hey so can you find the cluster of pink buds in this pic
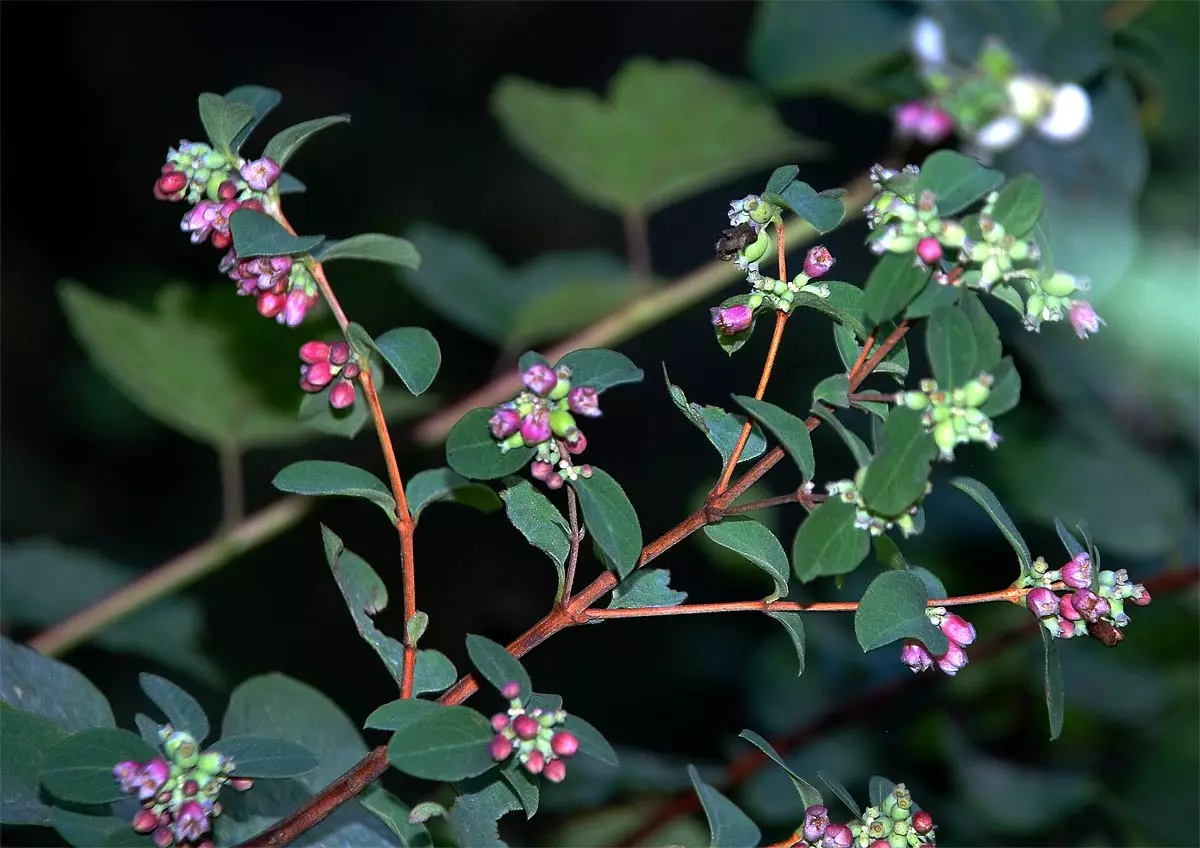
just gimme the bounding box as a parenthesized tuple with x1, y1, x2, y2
(1024, 552, 1151, 646)
(711, 244, 836, 336)
(792, 784, 935, 848)
(488, 682, 579, 782)
(112, 724, 250, 848)
(893, 99, 955, 146)
(900, 609, 977, 676)
(220, 251, 321, 327)
(490, 363, 598, 489)
(298, 340, 360, 409)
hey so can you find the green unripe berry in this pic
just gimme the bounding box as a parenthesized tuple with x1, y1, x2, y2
(548, 378, 571, 401)
(980, 256, 1002, 287)
(500, 433, 525, 452)
(932, 405, 951, 423)
(748, 199, 776, 224)
(1098, 569, 1116, 587)
(748, 293, 764, 310)
(904, 392, 929, 411)
(939, 221, 967, 248)
(1009, 239, 1032, 262)
(952, 415, 969, 434)
(740, 229, 771, 264)
(934, 421, 957, 454)
(1026, 293, 1045, 319)
(549, 410, 576, 438)
(888, 233, 918, 253)
(517, 401, 534, 417)
(969, 242, 991, 263)
(773, 280, 788, 296)
(962, 380, 990, 407)
(951, 388, 967, 407)
(193, 167, 212, 184)
(165, 732, 199, 769)
(195, 753, 224, 777)
(1041, 271, 1079, 298)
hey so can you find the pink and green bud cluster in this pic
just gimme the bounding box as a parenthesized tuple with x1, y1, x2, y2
(298, 340, 359, 409)
(715, 244, 836, 327)
(899, 375, 1000, 461)
(1023, 271, 1104, 338)
(901, 609, 976, 677)
(491, 363, 600, 489)
(794, 785, 935, 848)
(112, 723, 248, 848)
(488, 684, 579, 783)
(221, 250, 321, 327)
(828, 477, 923, 539)
(1024, 553, 1150, 643)
(865, 165, 971, 270)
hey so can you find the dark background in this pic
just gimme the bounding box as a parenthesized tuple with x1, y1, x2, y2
(2, 2, 1197, 846)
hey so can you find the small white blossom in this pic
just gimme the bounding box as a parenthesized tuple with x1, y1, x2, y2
(1037, 83, 1092, 142)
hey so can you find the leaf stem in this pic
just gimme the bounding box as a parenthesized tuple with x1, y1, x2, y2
(560, 482, 583, 605)
(28, 497, 311, 658)
(623, 208, 652, 282)
(218, 442, 245, 531)
(724, 489, 826, 516)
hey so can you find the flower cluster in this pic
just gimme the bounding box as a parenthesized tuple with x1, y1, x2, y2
(901, 609, 977, 677)
(793, 785, 935, 847)
(826, 477, 923, 538)
(904, 17, 1092, 156)
(112, 725, 250, 848)
(865, 165, 1104, 339)
(488, 682, 579, 782)
(490, 363, 599, 489)
(1023, 552, 1151, 645)
(298, 340, 360, 409)
(155, 142, 320, 327)
(898, 375, 1000, 460)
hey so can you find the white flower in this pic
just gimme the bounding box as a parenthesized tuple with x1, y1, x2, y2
(1037, 83, 1092, 142)
(911, 16, 947, 68)
(1006, 75, 1051, 122)
(973, 115, 1024, 152)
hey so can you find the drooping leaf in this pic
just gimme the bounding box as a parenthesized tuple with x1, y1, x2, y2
(0, 637, 114, 733)
(771, 180, 846, 232)
(687, 764, 761, 848)
(767, 611, 806, 676)
(863, 253, 932, 325)
(274, 461, 396, 519)
(738, 730, 822, 809)
(854, 571, 948, 654)
(406, 468, 501, 522)
(950, 477, 1033, 573)
(664, 366, 766, 468)
(501, 480, 570, 594)
(1041, 630, 1066, 741)
(386, 706, 496, 782)
(959, 291, 1002, 372)
(915, 150, 1004, 216)
(197, 92, 254, 157)
(608, 569, 687, 609)
(810, 404, 871, 468)
(360, 786, 433, 847)
(0, 705, 69, 825)
(225, 85, 282, 152)
(563, 714, 618, 767)
(373, 328, 441, 396)
(988, 174, 1044, 238)
(555, 348, 644, 392)
(818, 772, 862, 819)
(570, 469, 643, 579)
(491, 57, 816, 214)
(312, 234, 421, 270)
(703, 518, 790, 600)
(980, 356, 1021, 417)
(447, 773, 521, 848)
(926, 306, 978, 389)
(208, 735, 319, 778)
(791, 500, 870, 583)
(812, 374, 850, 408)
(859, 407, 937, 519)
(262, 114, 351, 168)
(447, 408, 536, 481)
(39, 729, 156, 804)
(734, 396, 815, 480)
(465, 634, 531, 700)
(138, 673, 209, 744)
(229, 208, 324, 258)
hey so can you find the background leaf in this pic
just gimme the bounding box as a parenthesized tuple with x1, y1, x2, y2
(501, 480, 570, 594)
(988, 174, 1044, 238)
(555, 348, 644, 392)
(739, 730, 822, 809)
(767, 612, 806, 676)
(915, 150, 1004, 216)
(360, 786, 432, 847)
(926, 306, 979, 389)
(0, 638, 114, 733)
(863, 253, 932, 325)
(225, 84, 281, 152)
(197, 92, 253, 156)
(687, 764, 761, 848)
(950, 477, 1033, 573)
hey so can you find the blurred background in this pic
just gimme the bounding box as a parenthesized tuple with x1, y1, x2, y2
(2, 1, 1197, 846)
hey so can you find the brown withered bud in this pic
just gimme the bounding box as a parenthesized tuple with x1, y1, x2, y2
(1088, 620, 1125, 647)
(715, 223, 758, 262)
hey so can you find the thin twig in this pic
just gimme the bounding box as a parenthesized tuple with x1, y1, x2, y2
(218, 442, 245, 531)
(623, 208, 653, 282)
(561, 483, 583, 605)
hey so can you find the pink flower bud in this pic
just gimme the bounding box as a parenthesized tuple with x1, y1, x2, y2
(1068, 300, 1105, 339)
(545, 474, 564, 490)
(822, 822, 853, 848)
(544, 758, 567, 783)
(1058, 592, 1081, 620)
(550, 731, 579, 758)
(154, 171, 188, 201)
(940, 613, 976, 647)
(900, 639, 933, 672)
(490, 735, 513, 761)
(530, 460, 554, 480)
(916, 236, 943, 265)
(802, 804, 828, 842)
(522, 363, 557, 396)
(512, 715, 539, 740)
(342, 362, 361, 380)
(303, 360, 334, 389)
(1130, 586, 1151, 606)
(523, 750, 545, 775)
(710, 304, 753, 335)
(912, 811, 933, 835)
(1026, 587, 1060, 619)
(567, 386, 601, 418)
(917, 107, 954, 144)
(490, 406, 523, 439)
(564, 430, 587, 455)
(1071, 588, 1106, 622)
(218, 180, 239, 201)
(520, 408, 551, 445)
(256, 291, 286, 319)
(240, 157, 282, 191)
(137, 758, 170, 800)
(153, 827, 174, 848)
(936, 642, 969, 676)
(490, 713, 510, 733)
(230, 777, 254, 792)
(283, 289, 309, 327)
(501, 681, 521, 699)
(133, 810, 159, 833)
(803, 245, 835, 279)
(329, 380, 356, 409)
(895, 100, 926, 135)
(1056, 618, 1076, 638)
(182, 779, 199, 797)
(299, 341, 331, 364)
(1061, 552, 1092, 589)
(240, 197, 265, 214)
(174, 800, 210, 842)
(211, 230, 232, 250)
(328, 342, 351, 365)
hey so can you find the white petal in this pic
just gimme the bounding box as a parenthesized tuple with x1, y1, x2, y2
(1006, 75, 1049, 123)
(973, 116, 1024, 152)
(911, 17, 947, 68)
(1038, 83, 1092, 141)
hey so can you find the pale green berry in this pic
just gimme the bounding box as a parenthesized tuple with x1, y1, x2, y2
(932, 405, 952, 423)
(904, 392, 929, 411)
(1041, 271, 1079, 297)
(740, 229, 771, 264)
(953, 415, 969, 434)
(1026, 293, 1046, 319)
(549, 410, 576, 438)
(962, 380, 990, 407)
(748, 199, 776, 224)
(939, 221, 967, 248)
(1009, 239, 1032, 262)
(748, 293, 764, 310)
(964, 407, 987, 426)
(500, 433, 525, 452)
(980, 256, 1002, 287)
(548, 378, 571, 401)
(773, 280, 788, 296)
(935, 421, 957, 454)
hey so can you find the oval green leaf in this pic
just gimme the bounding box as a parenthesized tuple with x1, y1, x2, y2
(386, 706, 495, 782)
(915, 150, 1004, 215)
(1, 706, 69, 825)
(208, 735, 319, 778)
(312, 234, 420, 270)
(229, 208, 324, 258)
(863, 253, 932, 325)
(502, 480, 570, 596)
(704, 518, 790, 599)
(959, 291, 1002, 372)
(0, 637, 114, 733)
(859, 407, 937, 519)
(273, 460, 395, 518)
(608, 569, 687, 610)
(563, 714, 618, 767)
(225, 85, 281, 152)
(739, 729, 822, 808)
(687, 764, 760, 848)
(734, 395, 816, 480)
(810, 404, 871, 468)
(556, 348, 644, 392)
(812, 374, 850, 408)
(446, 408, 535, 481)
(197, 93, 254, 157)
(926, 306, 978, 389)
(792, 500, 870, 583)
(139, 673, 209, 744)
(988, 173, 1044, 238)
(374, 327, 441, 396)
(1041, 629, 1065, 741)
(262, 114, 351, 168)
(413, 649, 458, 697)
(570, 469, 643, 579)
(775, 180, 846, 232)
(853, 571, 948, 654)
(407, 468, 500, 522)
(365, 698, 442, 732)
(465, 634, 531, 700)
(980, 356, 1021, 417)
(39, 729, 156, 804)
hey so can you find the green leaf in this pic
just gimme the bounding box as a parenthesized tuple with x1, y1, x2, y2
(386, 706, 496, 781)
(1054, 519, 1086, 559)
(738, 730, 822, 809)
(980, 356, 1021, 417)
(791, 280, 869, 339)
(262, 114, 351, 168)
(911, 566, 947, 600)
(197, 92, 254, 157)
(407, 468, 500, 522)
(501, 480, 570, 594)
(274, 460, 396, 519)
(563, 714, 618, 767)
(767, 611, 806, 676)
(687, 764, 761, 848)
(773, 180, 846, 232)
(812, 374, 850, 408)
(791, 500, 870, 583)
(229, 208, 324, 258)
(854, 571, 948, 654)
(39, 729, 156, 804)
(1, 706, 68, 825)
(764, 165, 799, 195)
(989, 174, 1044, 238)
(365, 699, 442, 732)
(59, 282, 318, 450)
(277, 172, 306, 195)
(869, 776, 897, 808)
(507, 281, 637, 349)
(491, 57, 815, 214)
(138, 673, 209, 744)
(465, 634, 531, 700)
(810, 404, 871, 468)
(664, 366, 765, 468)
(703, 518, 790, 600)
(499, 763, 539, 819)
(49, 804, 129, 848)
(312, 234, 421, 270)
(320, 526, 407, 686)
(818, 772, 862, 819)
(209, 735, 319, 778)
(926, 306, 979, 389)
(413, 650, 458, 697)
(959, 292, 1002, 372)
(905, 277, 962, 319)
(915, 150, 1005, 216)
(570, 469, 643, 579)
(609, 569, 687, 609)
(555, 348, 644, 392)
(950, 477, 1033, 573)
(360, 786, 433, 847)
(373, 328, 441, 396)
(859, 407, 937, 519)
(447, 774, 520, 848)
(863, 253, 932, 325)
(1041, 630, 1066, 741)
(446, 408, 535, 481)
(0, 541, 216, 682)
(0, 637, 114, 733)
(733, 396, 815, 479)
(873, 535, 907, 571)
(225, 85, 282, 152)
